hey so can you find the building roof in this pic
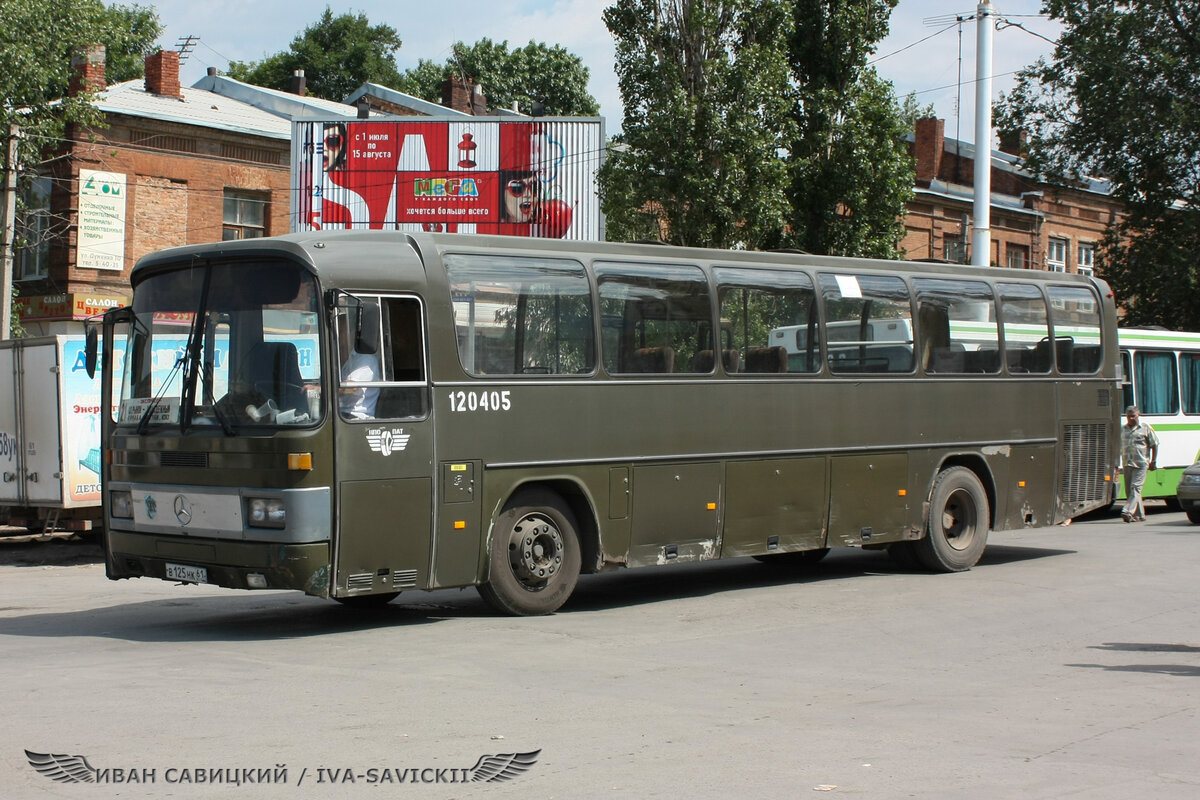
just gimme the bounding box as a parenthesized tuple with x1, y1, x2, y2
(92, 74, 380, 141)
(906, 130, 1114, 199)
(345, 82, 472, 118)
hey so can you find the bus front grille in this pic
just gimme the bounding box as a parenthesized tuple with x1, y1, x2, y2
(1060, 423, 1109, 506)
(160, 451, 209, 468)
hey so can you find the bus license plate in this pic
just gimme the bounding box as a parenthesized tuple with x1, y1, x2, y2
(165, 563, 208, 584)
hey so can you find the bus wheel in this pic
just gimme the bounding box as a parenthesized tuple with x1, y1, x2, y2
(1186, 507, 1200, 524)
(915, 467, 990, 572)
(478, 490, 581, 616)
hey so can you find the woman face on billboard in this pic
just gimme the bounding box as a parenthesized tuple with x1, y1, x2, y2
(323, 124, 347, 172)
(501, 172, 540, 223)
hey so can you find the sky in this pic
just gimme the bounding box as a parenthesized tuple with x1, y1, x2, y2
(139, 0, 1062, 145)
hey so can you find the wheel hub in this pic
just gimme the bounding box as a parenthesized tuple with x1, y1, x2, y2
(508, 514, 564, 589)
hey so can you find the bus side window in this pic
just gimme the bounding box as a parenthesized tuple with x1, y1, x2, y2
(819, 273, 914, 374)
(998, 283, 1051, 375)
(374, 297, 428, 419)
(715, 267, 819, 375)
(596, 261, 712, 375)
(914, 277, 998, 375)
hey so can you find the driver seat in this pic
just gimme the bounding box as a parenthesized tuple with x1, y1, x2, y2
(246, 342, 306, 414)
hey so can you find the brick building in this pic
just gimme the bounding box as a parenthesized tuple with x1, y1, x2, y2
(13, 51, 497, 337)
(13, 50, 389, 336)
(902, 117, 1122, 275)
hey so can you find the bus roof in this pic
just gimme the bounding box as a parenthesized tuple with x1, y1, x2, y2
(130, 230, 1107, 293)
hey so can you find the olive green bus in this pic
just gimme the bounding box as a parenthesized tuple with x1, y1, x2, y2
(88, 231, 1119, 615)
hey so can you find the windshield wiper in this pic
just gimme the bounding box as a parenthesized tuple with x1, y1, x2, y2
(178, 262, 213, 434)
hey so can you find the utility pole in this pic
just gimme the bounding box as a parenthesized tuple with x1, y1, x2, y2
(971, 0, 994, 267)
(0, 123, 19, 340)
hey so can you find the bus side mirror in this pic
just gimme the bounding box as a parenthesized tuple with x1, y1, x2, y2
(355, 302, 381, 355)
(85, 324, 98, 379)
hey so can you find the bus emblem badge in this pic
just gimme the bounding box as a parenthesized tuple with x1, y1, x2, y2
(366, 427, 411, 457)
(173, 495, 192, 526)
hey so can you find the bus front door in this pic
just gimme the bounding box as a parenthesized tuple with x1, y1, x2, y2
(332, 295, 434, 599)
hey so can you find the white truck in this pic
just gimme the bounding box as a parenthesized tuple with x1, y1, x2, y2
(0, 335, 119, 531)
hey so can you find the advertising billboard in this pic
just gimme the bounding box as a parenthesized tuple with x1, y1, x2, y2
(291, 118, 603, 240)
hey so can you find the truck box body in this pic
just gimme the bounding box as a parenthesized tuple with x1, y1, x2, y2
(0, 336, 118, 526)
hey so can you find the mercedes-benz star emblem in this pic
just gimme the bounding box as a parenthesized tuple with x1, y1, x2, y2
(173, 495, 192, 526)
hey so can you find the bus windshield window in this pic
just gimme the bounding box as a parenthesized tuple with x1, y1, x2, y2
(819, 273, 914, 374)
(913, 278, 999, 374)
(446, 254, 594, 376)
(119, 260, 321, 429)
(596, 262, 713, 375)
(715, 267, 819, 374)
(1048, 285, 1103, 374)
(998, 283, 1051, 374)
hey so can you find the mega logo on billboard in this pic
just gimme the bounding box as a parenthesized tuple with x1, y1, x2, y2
(293, 119, 602, 240)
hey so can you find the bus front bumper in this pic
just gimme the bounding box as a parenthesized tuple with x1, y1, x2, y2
(105, 529, 331, 597)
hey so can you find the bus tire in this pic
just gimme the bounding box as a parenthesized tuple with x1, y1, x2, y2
(477, 489, 581, 616)
(915, 466, 990, 573)
(1186, 506, 1200, 525)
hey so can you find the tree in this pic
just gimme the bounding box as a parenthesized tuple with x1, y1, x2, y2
(781, 0, 913, 258)
(228, 8, 404, 101)
(0, 0, 161, 335)
(398, 38, 600, 116)
(599, 0, 795, 249)
(996, 1, 1200, 329)
(899, 91, 935, 129)
(101, 4, 163, 84)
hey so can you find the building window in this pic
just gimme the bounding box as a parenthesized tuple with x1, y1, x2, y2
(943, 234, 966, 264)
(1006, 244, 1028, 270)
(1077, 242, 1095, 277)
(223, 190, 267, 240)
(15, 175, 53, 280)
(1047, 238, 1068, 272)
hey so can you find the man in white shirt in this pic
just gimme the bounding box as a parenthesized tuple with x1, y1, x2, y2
(338, 312, 380, 419)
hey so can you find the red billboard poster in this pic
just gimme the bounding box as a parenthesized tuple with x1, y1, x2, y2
(292, 118, 603, 240)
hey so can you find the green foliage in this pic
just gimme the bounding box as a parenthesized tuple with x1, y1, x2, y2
(228, 8, 404, 101)
(600, 0, 913, 256)
(899, 91, 935, 129)
(101, 4, 163, 84)
(600, 0, 795, 249)
(398, 38, 599, 116)
(996, 1, 1200, 329)
(1, 0, 110, 159)
(782, 0, 912, 258)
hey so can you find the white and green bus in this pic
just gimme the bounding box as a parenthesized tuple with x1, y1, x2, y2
(87, 232, 1120, 614)
(1117, 327, 1200, 503)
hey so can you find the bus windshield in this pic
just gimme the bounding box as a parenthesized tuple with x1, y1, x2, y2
(117, 259, 322, 431)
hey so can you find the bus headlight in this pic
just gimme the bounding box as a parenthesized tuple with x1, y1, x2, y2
(247, 497, 286, 529)
(110, 490, 133, 519)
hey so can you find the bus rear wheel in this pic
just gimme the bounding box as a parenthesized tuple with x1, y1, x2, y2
(477, 489, 581, 616)
(915, 466, 990, 572)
